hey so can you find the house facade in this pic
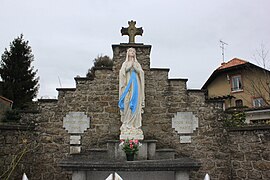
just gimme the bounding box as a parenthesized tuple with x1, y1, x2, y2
(202, 58, 270, 109)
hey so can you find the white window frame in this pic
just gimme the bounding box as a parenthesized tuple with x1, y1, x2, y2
(231, 75, 243, 92)
(253, 98, 265, 107)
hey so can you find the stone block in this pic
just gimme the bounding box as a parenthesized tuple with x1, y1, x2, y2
(155, 149, 175, 160)
(232, 152, 244, 161)
(236, 169, 246, 178)
(232, 160, 241, 169)
(247, 170, 262, 179)
(180, 135, 191, 143)
(120, 134, 144, 140)
(72, 171, 86, 180)
(41, 135, 53, 143)
(137, 142, 147, 160)
(45, 143, 60, 153)
(5, 136, 17, 144)
(262, 151, 270, 161)
(96, 101, 109, 107)
(147, 141, 156, 160)
(104, 106, 117, 113)
(203, 159, 215, 170)
(86, 148, 108, 160)
(175, 171, 189, 180)
(246, 152, 262, 161)
(70, 146, 81, 154)
(253, 160, 270, 171)
(70, 135, 81, 145)
(262, 170, 270, 179)
(241, 161, 253, 170)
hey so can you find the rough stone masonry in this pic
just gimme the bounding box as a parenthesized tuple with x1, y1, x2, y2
(0, 30, 269, 180)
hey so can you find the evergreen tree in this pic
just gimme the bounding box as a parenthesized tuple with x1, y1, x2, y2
(0, 34, 39, 109)
(86, 55, 113, 78)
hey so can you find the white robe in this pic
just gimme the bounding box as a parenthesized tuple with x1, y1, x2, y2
(119, 59, 144, 132)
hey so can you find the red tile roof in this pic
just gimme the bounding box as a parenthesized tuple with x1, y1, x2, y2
(202, 57, 270, 89)
(217, 58, 248, 70)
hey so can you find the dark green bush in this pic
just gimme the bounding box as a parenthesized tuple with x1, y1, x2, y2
(224, 111, 246, 127)
(3, 109, 21, 122)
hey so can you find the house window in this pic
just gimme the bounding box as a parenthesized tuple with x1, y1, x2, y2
(231, 75, 243, 92)
(253, 98, 265, 107)
(235, 99, 243, 107)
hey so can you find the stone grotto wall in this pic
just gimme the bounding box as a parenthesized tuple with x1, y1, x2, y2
(0, 123, 36, 179)
(0, 43, 269, 180)
(0, 103, 71, 180)
(228, 127, 270, 180)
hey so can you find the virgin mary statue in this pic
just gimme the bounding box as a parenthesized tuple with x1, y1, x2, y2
(118, 48, 145, 140)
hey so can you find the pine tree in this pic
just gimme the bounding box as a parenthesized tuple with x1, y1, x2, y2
(0, 34, 39, 109)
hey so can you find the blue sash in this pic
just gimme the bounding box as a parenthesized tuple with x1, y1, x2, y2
(118, 70, 138, 114)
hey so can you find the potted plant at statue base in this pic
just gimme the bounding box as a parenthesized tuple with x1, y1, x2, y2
(126, 152, 135, 161)
(119, 139, 140, 161)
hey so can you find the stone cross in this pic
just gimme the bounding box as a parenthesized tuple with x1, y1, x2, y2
(121, 20, 143, 43)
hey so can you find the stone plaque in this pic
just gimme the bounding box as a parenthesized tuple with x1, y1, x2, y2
(70, 135, 81, 145)
(63, 112, 90, 134)
(70, 146, 81, 154)
(172, 112, 198, 134)
(180, 136, 192, 144)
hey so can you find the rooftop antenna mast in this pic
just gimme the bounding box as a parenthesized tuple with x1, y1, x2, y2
(58, 76, 62, 88)
(220, 40, 228, 63)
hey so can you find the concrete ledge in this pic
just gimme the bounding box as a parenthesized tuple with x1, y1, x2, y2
(59, 158, 201, 171)
(94, 67, 113, 71)
(74, 77, 94, 81)
(169, 78, 188, 82)
(84, 149, 108, 161)
(18, 109, 40, 114)
(150, 68, 170, 71)
(155, 149, 175, 160)
(227, 125, 270, 132)
(0, 123, 35, 131)
(56, 88, 76, 91)
(107, 140, 158, 143)
(187, 89, 205, 93)
(86, 148, 108, 152)
(112, 44, 152, 48)
(38, 99, 58, 103)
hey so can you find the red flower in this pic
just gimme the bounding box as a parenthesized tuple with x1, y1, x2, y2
(120, 138, 140, 155)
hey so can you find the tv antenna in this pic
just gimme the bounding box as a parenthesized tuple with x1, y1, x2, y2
(220, 40, 228, 63)
(58, 76, 62, 88)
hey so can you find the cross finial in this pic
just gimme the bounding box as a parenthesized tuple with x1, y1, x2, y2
(121, 20, 143, 43)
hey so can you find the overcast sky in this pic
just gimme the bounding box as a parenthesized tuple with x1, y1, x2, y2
(1, 0, 270, 98)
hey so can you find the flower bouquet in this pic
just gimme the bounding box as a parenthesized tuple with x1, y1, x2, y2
(119, 139, 141, 161)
